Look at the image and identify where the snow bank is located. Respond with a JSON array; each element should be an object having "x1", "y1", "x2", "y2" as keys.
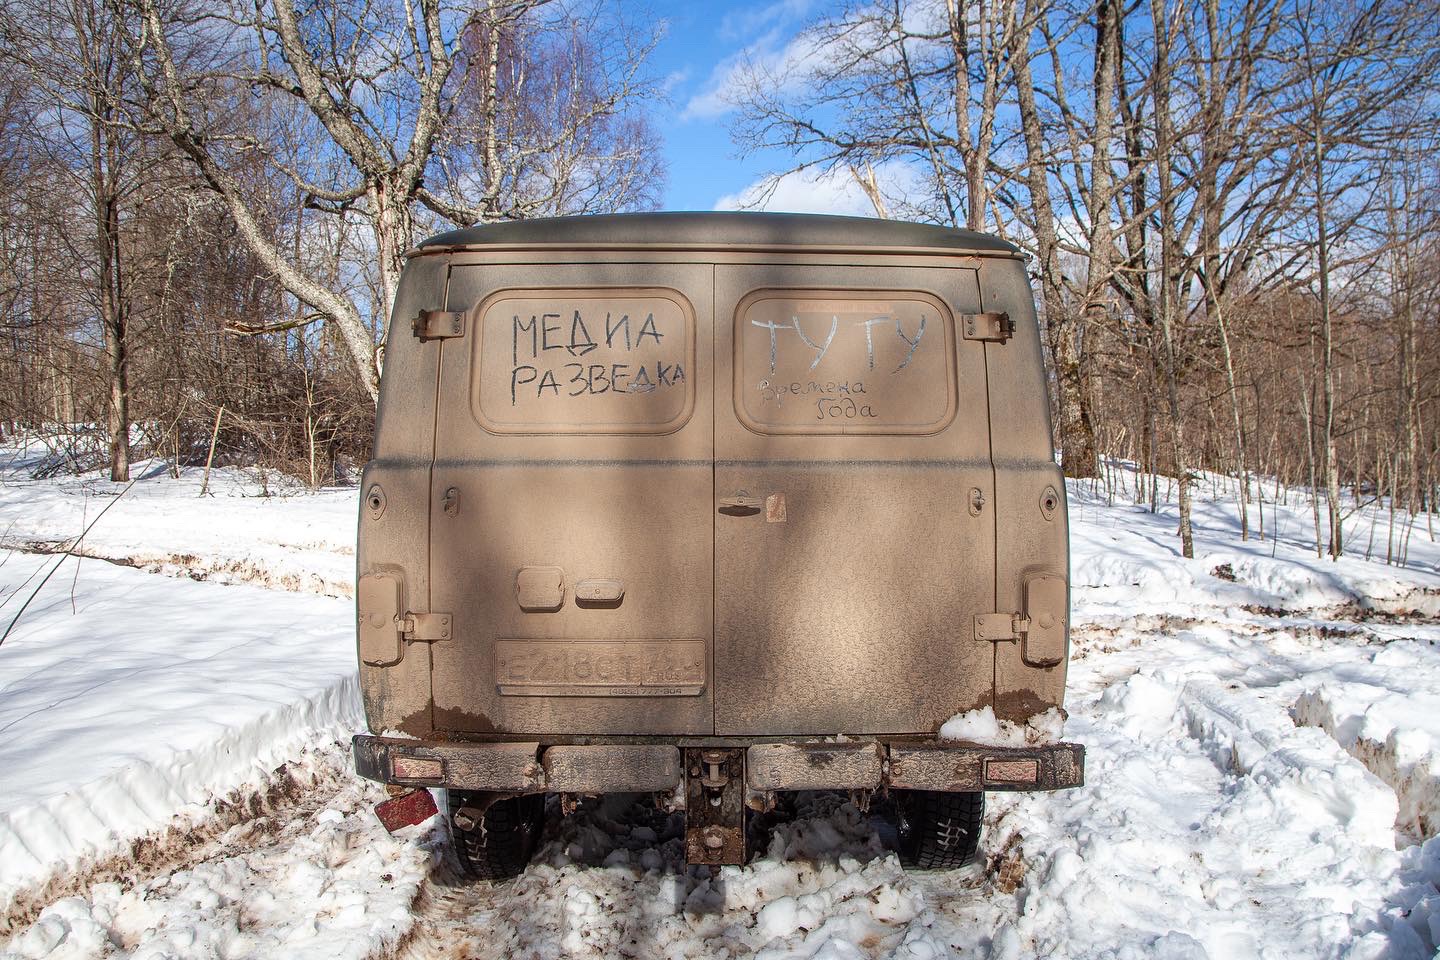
[
  {"x1": 0, "y1": 554, "x2": 362, "y2": 921},
  {"x1": 1, "y1": 744, "x2": 433, "y2": 960},
  {"x1": 993, "y1": 667, "x2": 1409, "y2": 958},
  {"x1": 1294, "y1": 653, "x2": 1440, "y2": 844}
]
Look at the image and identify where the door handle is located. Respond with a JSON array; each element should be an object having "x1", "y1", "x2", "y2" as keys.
[{"x1": 718, "y1": 492, "x2": 763, "y2": 516}]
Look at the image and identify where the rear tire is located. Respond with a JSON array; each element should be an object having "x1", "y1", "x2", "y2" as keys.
[
  {"x1": 895, "y1": 790, "x2": 984, "y2": 869},
  {"x1": 447, "y1": 792, "x2": 544, "y2": 881}
]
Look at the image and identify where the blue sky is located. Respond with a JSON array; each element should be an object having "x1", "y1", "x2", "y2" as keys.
[{"x1": 642, "y1": 0, "x2": 881, "y2": 216}]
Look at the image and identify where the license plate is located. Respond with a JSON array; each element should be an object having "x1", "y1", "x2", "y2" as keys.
[{"x1": 495, "y1": 639, "x2": 706, "y2": 696}]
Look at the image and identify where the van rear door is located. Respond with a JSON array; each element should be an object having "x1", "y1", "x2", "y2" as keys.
[
  {"x1": 428, "y1": 264, "x2": 714, "y2": 736},
  {"x1": 713, "y1": 263, "x2": 996, "y2": 736}
]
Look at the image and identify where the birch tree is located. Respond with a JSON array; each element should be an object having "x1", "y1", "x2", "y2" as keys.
[{"x1": 1006, "y1": 0, "x2": 1120, "y2": 478}]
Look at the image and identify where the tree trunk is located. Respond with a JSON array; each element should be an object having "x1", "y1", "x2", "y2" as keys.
[
  {"x1": 1308, "y1": 80, "x2": 1342, "y2": 558},
  {"x1": 1298, "y1": 364, "x2": 1323, "y2": 558},
  {"x1": 1070, "y1": 0, "x2": 1121, "y2": 479},
  {"x1": 1149, "y1": 0, "x2": 1192, "y2": 558},
  {"x1": 1214, "y1": 292, "x2": 1248, "y2": 539},
  {"x1": 1011, "y1": 1, "x2": 1098, "y2": 476},
  {"x1": 91, "y1": 101, "x2": 129, "y2": 482},
  {"x1": 369, "y1": 176, "x2": 417, "y2": 343}
]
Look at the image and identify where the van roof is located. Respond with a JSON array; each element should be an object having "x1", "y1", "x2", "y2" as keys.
[{"x1": 414, "y1": 212, "x2": 1020, "y2": 257}]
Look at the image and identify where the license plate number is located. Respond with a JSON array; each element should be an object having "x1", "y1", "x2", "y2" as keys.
[{"x1": 495, "y1": 639, "x2": 706, "y2": 696}]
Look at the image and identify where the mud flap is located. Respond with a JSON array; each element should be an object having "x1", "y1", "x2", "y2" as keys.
[
  {"x1": 684, "y1": 748, "x2": 745, "y2": 865},
  {"x1": 374, "y1": 788, "x2": 439, "y2": 832}
]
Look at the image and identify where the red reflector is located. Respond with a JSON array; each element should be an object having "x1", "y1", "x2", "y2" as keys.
[
  {"x1": 375, "y1": 789, "x2": 438, "y2": 832},
  {"x1": 392, "y1": 756, "x2": 444, "y2": 780}
]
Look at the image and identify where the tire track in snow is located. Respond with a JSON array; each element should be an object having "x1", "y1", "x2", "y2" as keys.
[
  {"x1": 1, "y1": 743, "x2": 432, "y2": 958},
  {"x1": 0, "y1": 538, "x2": 353, "y2": 598},
  {"x1": 377, "y1": 794, "x2": 1019, "y2": 960}
]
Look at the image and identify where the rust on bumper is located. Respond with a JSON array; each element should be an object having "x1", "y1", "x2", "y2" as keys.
[
  {"x1": 353, "y1": 735, "x2": 1084, "y2": 794},
  {"x1": 746, "y1": 741, "x2": 885, "y2": 791},
  {"x1": 353, "y1": 735, "x2": 682, "y2": 793},
  {"x1": 888, "y1": 741, "x2": 1084, "y2": 792}
]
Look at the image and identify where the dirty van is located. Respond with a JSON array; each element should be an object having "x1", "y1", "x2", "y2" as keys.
[{"x1": 351, "y1": 212, "x2": 1084, "y2": 879}]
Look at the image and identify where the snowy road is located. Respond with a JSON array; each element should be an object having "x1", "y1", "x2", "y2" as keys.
[
  {"x1": 1, "y1": 452, "x2": 1438, "y2": 958},
  {"x1": 10, "y1": 601, "x2": 1438, "y2": 959},
  {"x1": 344, "y1": 602, "x2": 1440, "y2": 960}
]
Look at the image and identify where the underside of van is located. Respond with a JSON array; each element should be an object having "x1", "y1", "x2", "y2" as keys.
[{"x1": 350, "y1": 213, "x2": 1083, "y2": 871}]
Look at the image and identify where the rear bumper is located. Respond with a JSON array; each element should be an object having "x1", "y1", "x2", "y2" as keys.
[{"x1": 352, "y1": 735, "x2": 1084, "y2": 794}]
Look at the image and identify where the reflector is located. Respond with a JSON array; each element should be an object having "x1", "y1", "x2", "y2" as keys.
[
  {"x1": 392, "y1": 755, "x2": 444, "y2": 780},
  {"x1": 984, "y1": 758, "x2": 1039, "y2": 783},
  {"x1": 374, "y1": 789, "x2": 438, "y2": 833}
]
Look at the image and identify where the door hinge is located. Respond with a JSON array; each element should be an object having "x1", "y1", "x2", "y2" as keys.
[
  {"x1": 961, "y1": 311, "x2": 1013, "y2": 342},
  {"x1": 401, "y1": 612, "x2": 453, "y2": 641},
  {"x1": 974, "y1": 612, "x2": 1029, "y2": 642},
  {"x1": 974, "y1": 575, "x2": 1068, "y2": 667},
  {"x1": 411, "y1": 309, "x2": 466, "y2": 340}
]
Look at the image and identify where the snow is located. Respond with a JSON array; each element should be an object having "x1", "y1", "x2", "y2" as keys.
[
  {"x1": 0, "y1": 554, "x2": 364, "y2": 918},
  {"x1": 1294, "y1": 671, "x2": 1440, "y2": 843},
  {"x1": 0, "y1": 440, "x2": 357, "y2": 599},
  {"x1": 938, "y1": 707, "x2": 1065, "y2": 747},
  {"x1": 0, "y1": 745, "x2": 431, "y2": 960},
  {"x1": 1, "y1": 447, "x2": 1439, "y2": 958},
  {"x1": 0, "y1": 446, "x2": 367, "y2": 928}
]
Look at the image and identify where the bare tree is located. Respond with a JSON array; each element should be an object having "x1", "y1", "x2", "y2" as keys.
[
  {"x1": 426, "y1": 7, "x2": 665, "y2": 226},
  {"x1": 1, "y1": 0, "x2": 147, "y2": 479},
  {"x1": 1277, "y1": 0, "x2": 1440, "y2": 558},
  {"x1": 729, "y1": 0, "x2": 1020, "y2": 230},
  {"x1": 1006, "y1": 0, "x2": 1117, "y2": 477},
  {"x1": 729, "y1": 0, "x2": 1136, "y2": 476},
  {"x1": 120, "y1": 0, "x2": 664, "y2": 400}
]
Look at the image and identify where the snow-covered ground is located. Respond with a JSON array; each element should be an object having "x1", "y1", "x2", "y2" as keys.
[
  {"x1": 0, "y1": 441, "x2": 1437, "y2": 959},
  {"x1": 0, "y1": 442, "x2": 355, "y2": 598}
]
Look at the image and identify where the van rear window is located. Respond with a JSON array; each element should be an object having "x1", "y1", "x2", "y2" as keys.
[
  {"x1": 734, "y1": 290, "x2": 956, "y2": 435},
  {"x1": 474, "y1": 288, "x2": 696, "y2": 434}
]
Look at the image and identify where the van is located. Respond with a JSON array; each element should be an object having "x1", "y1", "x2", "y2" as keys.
[{"x1": 351, "y1": 212, "x2": 1083, "y2": 878}]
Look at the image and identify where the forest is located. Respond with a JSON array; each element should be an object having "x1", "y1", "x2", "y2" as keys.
[{"x1": 0, "y1": 0, "x2": 1436, "y2": 564}]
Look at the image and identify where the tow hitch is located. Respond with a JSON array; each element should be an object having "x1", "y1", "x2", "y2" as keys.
[{"x1": 685, "y1": 748, "x2": 746, "y2": 865}]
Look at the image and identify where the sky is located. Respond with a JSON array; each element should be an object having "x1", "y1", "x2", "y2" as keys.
[{"x1": 643, "y1": 0, "x2": 883, "y2": 217}]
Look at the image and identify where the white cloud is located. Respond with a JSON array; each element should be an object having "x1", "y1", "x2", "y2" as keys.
[
  {"x1": 713, "y1": 166, "x2": 883, "y2": 217},
  {"x1": 717, "y1": 0, "x2": 814, "y2": 42},
  {"x1": 661, "y1": 68, "x2": 691, "y2": 97},
  {"x1": 681, "y1": 75, "x2": 740, "y2": 122},
  {"x1": 681, "y1": 2, "x2": 828, "y2": 121},
  {"x1": 714, "y1": 161, "x2": 937, "y2": 220}
]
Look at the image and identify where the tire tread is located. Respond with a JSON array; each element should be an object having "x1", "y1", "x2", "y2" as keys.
[
  {"x1": 449, "y1": 793, "x2": 543, "y2": 881},
  {"x1": 897, "y1": 790, "x2": 984, "y2": 869}
]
